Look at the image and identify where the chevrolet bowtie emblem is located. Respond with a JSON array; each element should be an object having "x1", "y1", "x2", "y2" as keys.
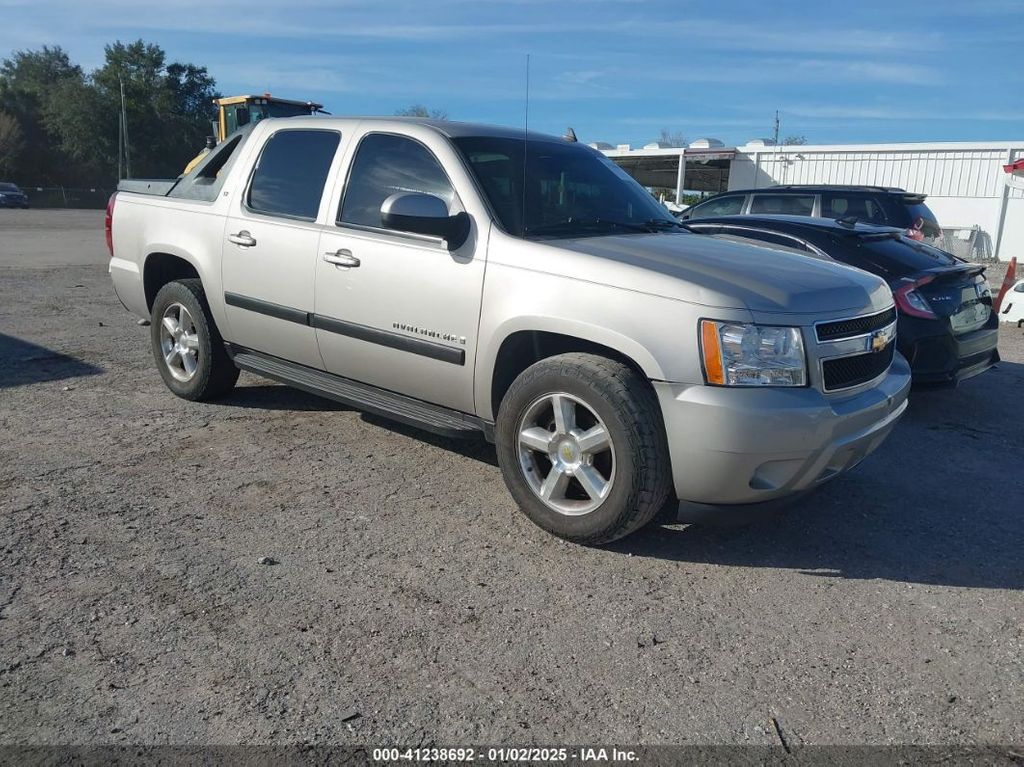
[{"x1": 871, "y1": 330, "x2": 889, "y2": 352}]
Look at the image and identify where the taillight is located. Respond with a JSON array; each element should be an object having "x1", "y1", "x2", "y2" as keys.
[
  {"x1": 893, "y1": 274, "x2": 937, "y2": 319},
  {"x1": 105, "y1": 193, "x2": 116, "y2": 257},
  {"x1": 905, "y1": 216, "x2": 925, "y2": 241}
]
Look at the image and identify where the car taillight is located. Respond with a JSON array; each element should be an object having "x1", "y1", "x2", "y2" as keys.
[
  {"x1": 893, "y1": 274, "x2": 937, "y2": 319},
  {"x1": 105, "y1": 193, "x2": 116, "y2": 257},
  {"x1": 906, "y1": 216, "x2": 925, "y2": 241}
]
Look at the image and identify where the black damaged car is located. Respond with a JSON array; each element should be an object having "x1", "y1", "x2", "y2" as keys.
[{"x1": 685, "y1": 215, "x2": 999, "y2": 386}]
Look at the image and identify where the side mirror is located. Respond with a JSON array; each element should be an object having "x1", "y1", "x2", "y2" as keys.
[{"x1": 380, "y1": 192, "x2": 470, "y2": 250}]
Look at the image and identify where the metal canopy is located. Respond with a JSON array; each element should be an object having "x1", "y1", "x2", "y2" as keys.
[{"x1": 608, "y1": 150, "x2": 735, "y2": 200}]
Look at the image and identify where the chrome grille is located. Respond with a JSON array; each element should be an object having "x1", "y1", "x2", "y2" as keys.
[
  {"x1": 822, "y1": 343, "x2": 895, "y2": 391},
  {"x1": 816, "y1": 307, "x2": 897, "y2": 342}
]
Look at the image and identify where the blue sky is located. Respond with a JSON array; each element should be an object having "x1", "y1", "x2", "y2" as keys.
[{"x1": 4, "y1": 0, "x2": 1023, "y2": 147}]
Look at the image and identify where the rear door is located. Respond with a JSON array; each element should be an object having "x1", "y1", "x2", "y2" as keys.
[{"x1": 221, "y1": 127, "x2": 343, "y2": 368}]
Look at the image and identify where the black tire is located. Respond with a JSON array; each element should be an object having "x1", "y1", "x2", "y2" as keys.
[
  {"x1": 150, "y1": 278, "x2": 239, "y2": 401},
  {"x1": 495, "y1": 352, "x2": 672, "y2": 544}
]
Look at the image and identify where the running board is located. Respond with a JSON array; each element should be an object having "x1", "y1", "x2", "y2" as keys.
[{"x1": 228, "y1": 347, "x2": 488, "y2": 440}]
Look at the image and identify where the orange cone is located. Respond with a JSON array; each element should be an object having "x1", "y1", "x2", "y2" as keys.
[{"x1": 994, "y1": 256, "x2": 1018, "y2": 313}]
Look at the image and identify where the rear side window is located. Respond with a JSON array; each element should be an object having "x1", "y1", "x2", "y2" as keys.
[
  {"x1": 728, "y1": 229, "x2": 809, "y2": 251},
  {"x1": 339, "y1": 133, "x2": 454, "y2": 228},
  {"x1": 822, "y1": 194, "x2": 887, "y2": 224},
  {"x1": 247, "y1": 129, "x2": 341, "y2": 220},
  {"x1": 750, "y1": 194, "x2": 814, "y2": 215},
  {"x1": 690, "y1": 195, "x2": 744, "y2": 218}
]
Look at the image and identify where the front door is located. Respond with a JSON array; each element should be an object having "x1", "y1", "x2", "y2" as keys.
[
  {"x1": 314, "y1": 131, "x2": 484, "y2": 412},
  {"x1": 221, "y1": 127, "x2": 342, "y2": 368}
]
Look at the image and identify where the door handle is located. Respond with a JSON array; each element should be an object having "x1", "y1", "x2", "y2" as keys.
[
  {"x1": 323, "y1": 249, "x2": 360, "y2": 268},
  {"x1": 228, "y1": 230, "x2": 257, "y2": 247}
]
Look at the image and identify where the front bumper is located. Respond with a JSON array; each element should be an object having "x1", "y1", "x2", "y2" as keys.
[{"x1": 653, "y1": 352, "x2": 911, "y2": 507}]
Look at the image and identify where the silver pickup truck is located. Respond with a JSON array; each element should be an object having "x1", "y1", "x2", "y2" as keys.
[{"x1": 108, "y1": 116, "x2": 910, "y2": 543}]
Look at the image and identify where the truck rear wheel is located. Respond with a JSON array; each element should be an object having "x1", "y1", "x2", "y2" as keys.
[
  {"x1": 150, "y1": 278, "x2": 238, "y2": 401},
  {"x1": 495, "y1": 353, "x2": 672, "y2": 544}
]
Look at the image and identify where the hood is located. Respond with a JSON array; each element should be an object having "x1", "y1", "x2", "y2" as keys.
[{"x1": 545, "y1": 231, "x2": 891, "y2": 315}]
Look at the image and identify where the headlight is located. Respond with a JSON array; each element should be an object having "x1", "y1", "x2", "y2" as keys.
[{"x1": 700, "y1": 320, "x2": 807, "y2": 387}]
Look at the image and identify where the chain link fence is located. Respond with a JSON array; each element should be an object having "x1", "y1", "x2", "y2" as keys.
[
  {"x1": 17, "y1": 186, "x2": 114, "y2": 209},
  {"x1": 938, "y1": 225, "x2": 996, "y2": 262}
]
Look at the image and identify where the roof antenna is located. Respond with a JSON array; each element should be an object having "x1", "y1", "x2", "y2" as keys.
[
  {"x1": 521, "y1": 53, "x2": 530, "y2": 237},
  {"x1": 563, "y1": 127, "x2": 577, "y2": 142}
]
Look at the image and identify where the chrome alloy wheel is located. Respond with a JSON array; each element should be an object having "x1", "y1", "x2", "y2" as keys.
[
  {"x1": 159, "y1": 302, "x2": 200, "y2": 382},
  {"x1": 516, "y1": 392, "x2": 616, "y2": 516}
]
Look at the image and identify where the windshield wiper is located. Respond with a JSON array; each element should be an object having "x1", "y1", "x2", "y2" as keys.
[
  {"x1": 526, "y1": 218, "x2": 650, "y2": 236},
  {"x1": 641, "y1": 218, "x2": 686, "y2": 231},
  {"x1": 527, "y1": 217, "x2": 685, "y2": 237}
]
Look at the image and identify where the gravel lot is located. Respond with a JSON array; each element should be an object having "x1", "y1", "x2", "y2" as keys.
[{"x1": 0, "y1": 210, "x2": 1021, "y2": 747}]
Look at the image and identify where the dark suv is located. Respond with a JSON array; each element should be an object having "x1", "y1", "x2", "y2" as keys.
[{"x1": 681, "y1": 185, "x2": 941, "y2": 241}]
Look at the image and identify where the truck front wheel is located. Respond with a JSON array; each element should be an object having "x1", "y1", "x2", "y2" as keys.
[
  {"x1": 495, "y1": 353, "x2": 672, "y2": 544},
  {"x1": 150, "y1": 278, "x2": 239, "y2": 401}
]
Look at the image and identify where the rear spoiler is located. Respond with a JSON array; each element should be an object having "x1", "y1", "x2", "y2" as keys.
[
  {"x1": 923, "y1": 263, "x2": 986, "y2": 281},
  {"x1": 899, "y1": 192, "x2": 927, "y2": 204}
]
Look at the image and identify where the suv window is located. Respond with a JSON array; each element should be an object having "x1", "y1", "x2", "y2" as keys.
[
  {"x1": 339, "y1": 133, "x2": 455, "y2": 229},
  {"x1": 690, "y1": 195, "x2": 744, "y2": 218},
  {"x1": 822, "y1": 193, "x2": 887, "y2": 224},
  {"x1": 247, "y1": 129, "x2": 340, "y2": 220},
  {"x1": 749, "y1": 194, "x2": 814, "y2": 215}
]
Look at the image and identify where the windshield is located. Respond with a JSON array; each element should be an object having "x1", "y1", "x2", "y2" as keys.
[
  {"x1": 0, "y1": 183, "x2": 19, "y2": 192},
  {"x1": 452, "y1": 136, "x2": 676, "y2": 238}
]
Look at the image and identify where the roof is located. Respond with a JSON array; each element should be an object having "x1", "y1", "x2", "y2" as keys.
[
  {"x1": 684, "y1": 214, "x2": 903, "y2": 235},
  {"x1": 721, "y1": 185, "x2": 913, "y2": 195},
  {"x1": 240, "y1": 114, "x2": 564, "y2": 142}
]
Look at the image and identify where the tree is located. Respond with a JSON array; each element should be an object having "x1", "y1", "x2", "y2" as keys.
[
  {"x1": 0, "y1": 112, "x2": 25, "y2": 174},
  {"x1": 0, "y1": 46, "x2": 84, "y2": 184},
  {"x1": 657, "y1": 128, "x2": 686, "y2": 147},
  {"x1": 41, "y1": 40, "x2": 218, "y2": 182},
  {"x1": 395, "y1": 104, "x2": 448, "y2": 120},
  {"x1": 782, "y1": 135, "x2": 808, "y2": 145}
]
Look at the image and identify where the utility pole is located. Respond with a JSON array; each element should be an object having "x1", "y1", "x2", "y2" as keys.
[
  {"x1": 119, "y1": 74, "x2": 132, "y2": 179},
  {"x1": 772, "y1": 109, "x2": 780, "y2": 145}
]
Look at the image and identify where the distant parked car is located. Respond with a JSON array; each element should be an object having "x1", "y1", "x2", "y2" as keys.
[
  {"x1": 685, "y1": 215, "x2": 999, "y2": 386},
  {"x1": 999, "y1": 280, "x2": 1024, "y2": 326},
  {"x1": 681, "y1": 185, "x2": 941, "y2": 242},
  {"x1": 0, "y1": 182, "x2": 29, "y2": 208}
]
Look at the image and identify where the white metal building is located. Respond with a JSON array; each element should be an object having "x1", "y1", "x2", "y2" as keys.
[{"x1": 602, "y1": 139, "x2": 1024, "y2": 261}]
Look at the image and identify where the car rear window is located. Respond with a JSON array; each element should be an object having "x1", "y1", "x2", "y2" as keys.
[
  {"x1": 749, "y1": 194, "x2": 814, "y2": 215},
  {"x1": 904, "y1": 201, "x2": 940, "y2": 234},
  {"x1": 845, "y1": 234, "x2": 959, "y2": 277}
]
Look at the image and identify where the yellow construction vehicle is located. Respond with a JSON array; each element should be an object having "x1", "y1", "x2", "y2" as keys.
[{"x1": 184, "y1": 94, "x2": 324, "y2": 174}]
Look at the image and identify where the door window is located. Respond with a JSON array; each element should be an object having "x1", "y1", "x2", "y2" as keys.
[
  {"x1": 246, "y1": 129, "x2": 340, "y2": 220},
  {"x1": 727, "y1": 229, "x2": 809, "y2": 251},
  {"x1": 822, "y1": 193, "x2": 887, "y2": 224},
  {"x1": 749, "y1": 194, "x2": 814, "y2": 215},
  {"x1": 339, "y1": 133, "x2": 455, "y2": 229},
  {"x1": 690, "y1": 195, "x2": 744, "y2": 218}
]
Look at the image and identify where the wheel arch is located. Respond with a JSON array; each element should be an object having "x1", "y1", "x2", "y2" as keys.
[
  {"x1": 483, "y1": 318, "x2": 666, "y2": 421},
  {"x1": 143, "y1": 250, "x2": 203, "y2": 311}
]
